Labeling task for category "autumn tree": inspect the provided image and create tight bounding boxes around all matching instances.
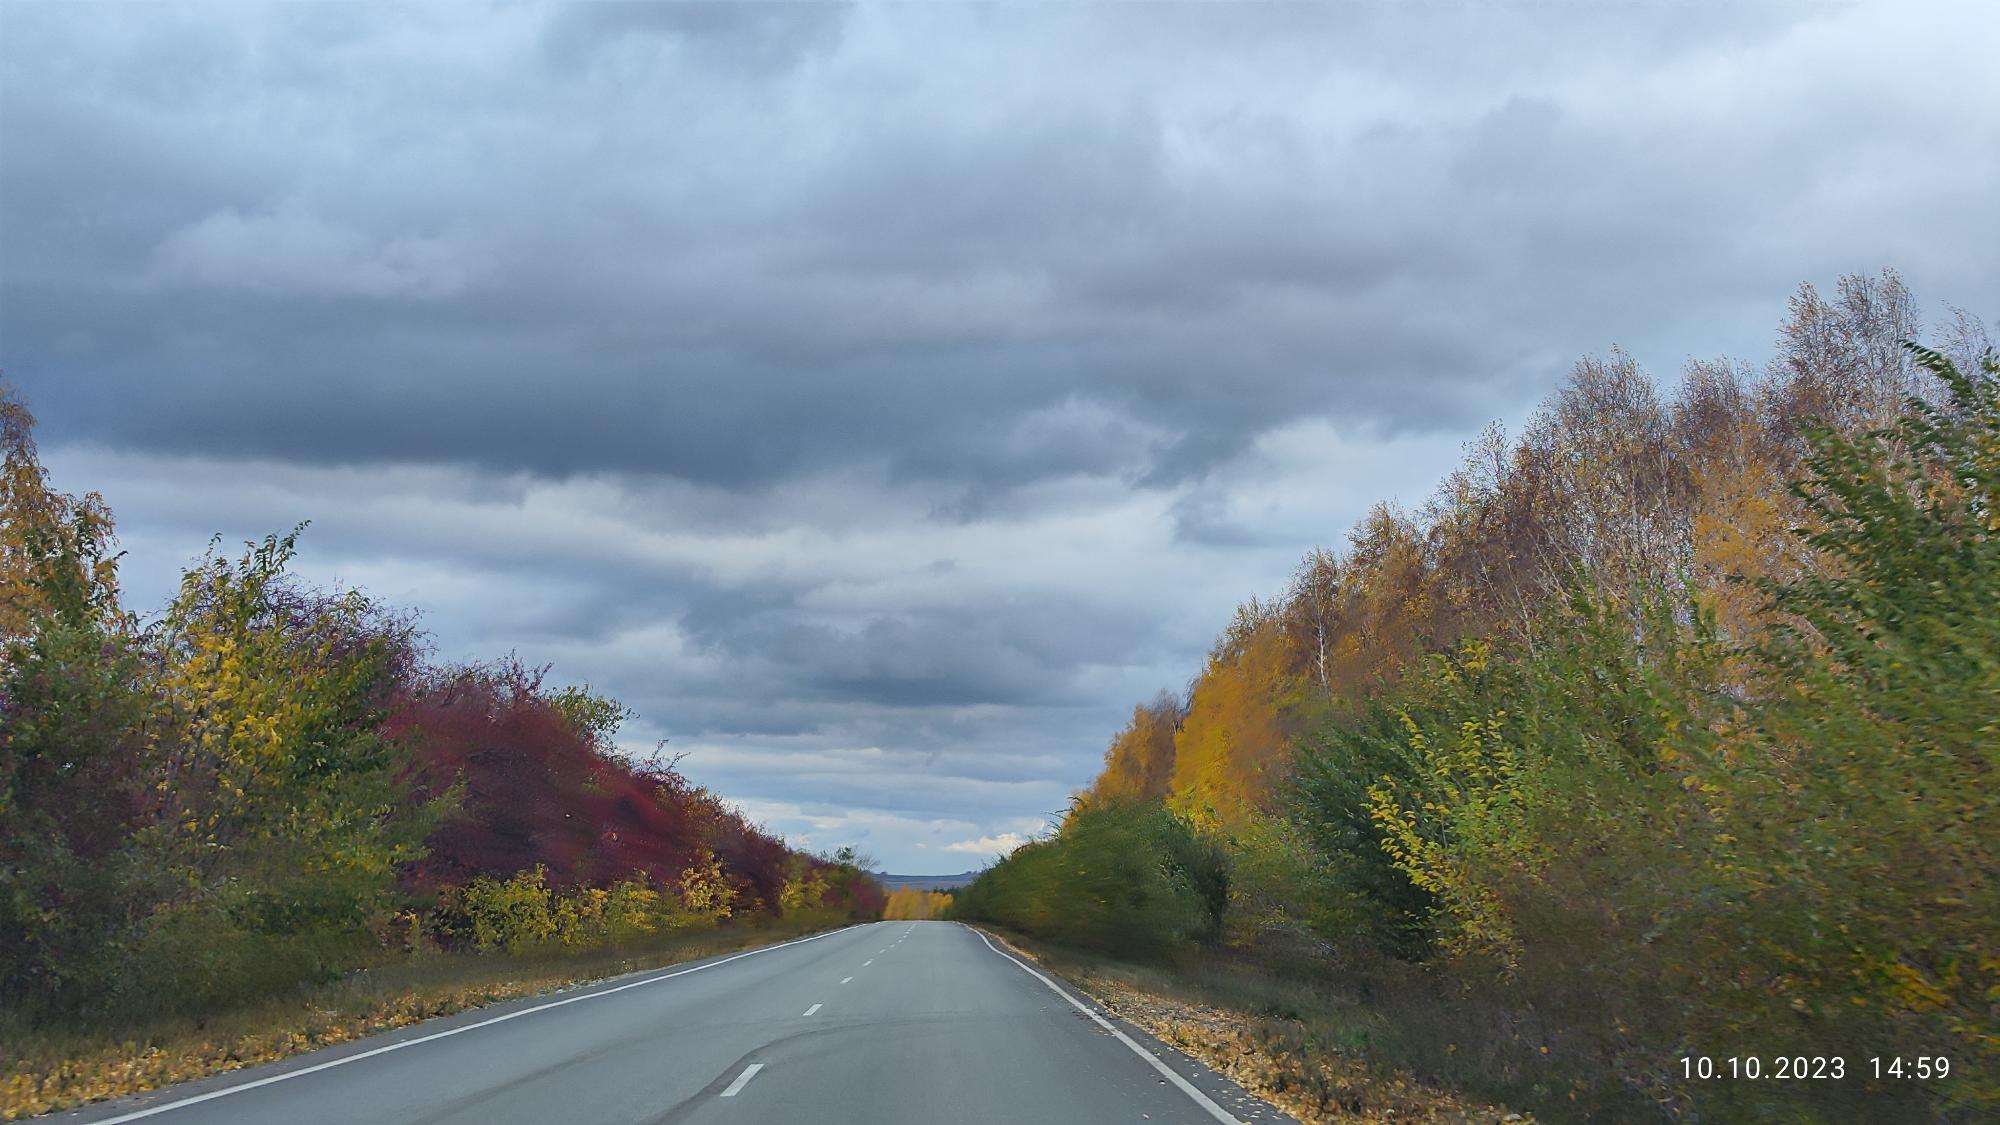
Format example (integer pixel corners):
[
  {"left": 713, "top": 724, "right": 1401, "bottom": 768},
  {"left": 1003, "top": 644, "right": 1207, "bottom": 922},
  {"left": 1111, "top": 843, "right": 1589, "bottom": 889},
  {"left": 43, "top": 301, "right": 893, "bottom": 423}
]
[
  {"left": 882, "top": 887, "right": 953, "bottom": 920},
  {"left": 1167, "top": 600, "right": 1298, "bottom": 826},
  {"left": 0, "top": 385, "right": 121, "bottom": 641},
  {"left": 1081, "top": 691, "right": 1182, "bottom": 807},
  {"left": 0, "top": 387, "right": 150, "bottom": 1015},
  {"left": 1052, "top": 272, "right": 1991, "bottom": 1118}
]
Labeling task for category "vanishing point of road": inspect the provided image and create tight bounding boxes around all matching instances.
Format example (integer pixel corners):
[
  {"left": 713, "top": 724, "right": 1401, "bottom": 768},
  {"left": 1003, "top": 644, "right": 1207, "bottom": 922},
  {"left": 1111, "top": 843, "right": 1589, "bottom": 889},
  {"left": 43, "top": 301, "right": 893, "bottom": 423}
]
[{"left": 49, "top": 921, "right": 1298, "bottom": 1125}]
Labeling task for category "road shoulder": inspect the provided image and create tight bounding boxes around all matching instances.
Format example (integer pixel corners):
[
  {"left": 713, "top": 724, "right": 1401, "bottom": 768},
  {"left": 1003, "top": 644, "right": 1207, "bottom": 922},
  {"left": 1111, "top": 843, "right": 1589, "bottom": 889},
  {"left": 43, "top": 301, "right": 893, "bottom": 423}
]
[
  {"left": 968, "top": 928, "right": 1529, "bottom": 1125},
  {"left": 963, "top": 925, "right": 1303, "bottom": 1125}
]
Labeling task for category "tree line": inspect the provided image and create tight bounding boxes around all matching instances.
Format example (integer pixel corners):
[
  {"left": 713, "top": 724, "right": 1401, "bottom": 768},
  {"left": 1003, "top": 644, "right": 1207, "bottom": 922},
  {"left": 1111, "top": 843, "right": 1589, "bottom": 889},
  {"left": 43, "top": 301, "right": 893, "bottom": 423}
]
[
  {"left": 950, "top": 272, "right": 1997, "bottom": 1121},
  {"left": 0, "top": 399, "right": 883, "bottom": 1028},
  {"left": 880, "top": 887, "right": 954, "bottom": 920}
]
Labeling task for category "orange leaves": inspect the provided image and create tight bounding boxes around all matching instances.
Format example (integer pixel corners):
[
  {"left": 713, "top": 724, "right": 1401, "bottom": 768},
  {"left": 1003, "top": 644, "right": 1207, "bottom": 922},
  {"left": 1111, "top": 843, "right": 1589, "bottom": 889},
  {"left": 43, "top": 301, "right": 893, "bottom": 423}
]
[
  {"left": 0, "top": 385, "right": 124, "bottom": 640},
  {"left": 1080, "top": 693, "right": 1182, "bottom": 810},
  {"left": 1168, "top": 608, "right": 1297, "bottom": 827}
]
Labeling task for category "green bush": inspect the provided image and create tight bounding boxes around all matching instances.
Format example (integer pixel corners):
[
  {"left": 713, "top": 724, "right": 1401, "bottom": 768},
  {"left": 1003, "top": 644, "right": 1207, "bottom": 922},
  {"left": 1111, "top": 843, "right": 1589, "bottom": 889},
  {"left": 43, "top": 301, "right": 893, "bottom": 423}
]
[
  {"left": 114, "top": 905, "right": 365, "bottom": 1021},
  {"left": 950, "top": 801, "right": 1227, "bottom": 958},
  {"left": 1285, "top": 701, "right": 1444, "bottom": 959},
  {"left": 444, "top": 868, "right": 558, "bottom": 954}
]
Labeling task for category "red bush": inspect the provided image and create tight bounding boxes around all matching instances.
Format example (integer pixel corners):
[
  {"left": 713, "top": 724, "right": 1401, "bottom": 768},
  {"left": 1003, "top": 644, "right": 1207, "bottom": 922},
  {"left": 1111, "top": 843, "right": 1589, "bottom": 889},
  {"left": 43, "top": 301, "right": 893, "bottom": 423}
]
[{"left": 386, "top": 660, "right": 814, "bottom": 916}]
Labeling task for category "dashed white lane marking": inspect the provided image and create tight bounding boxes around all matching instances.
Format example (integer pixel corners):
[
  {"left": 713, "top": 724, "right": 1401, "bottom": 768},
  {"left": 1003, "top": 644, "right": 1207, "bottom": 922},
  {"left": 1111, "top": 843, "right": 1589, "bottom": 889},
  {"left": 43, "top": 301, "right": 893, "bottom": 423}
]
[
  {"left": 801, "top": 1003, "right": 822, "bottom": 1017},
  {"left": 719, "top": 1063, "right": 765, "bottom": 1098},
  {"left": 966, "top": 926, "right": 1241, "bottom": 1125},
  {"left": 863, "top": 959, "right": 873, "bottom": 966},
  {"left": 79, "top": 926, "right": 859, "bottom": 1124},
  {"left": 840, "top": 975, "right": 854, "bottom": 984}
]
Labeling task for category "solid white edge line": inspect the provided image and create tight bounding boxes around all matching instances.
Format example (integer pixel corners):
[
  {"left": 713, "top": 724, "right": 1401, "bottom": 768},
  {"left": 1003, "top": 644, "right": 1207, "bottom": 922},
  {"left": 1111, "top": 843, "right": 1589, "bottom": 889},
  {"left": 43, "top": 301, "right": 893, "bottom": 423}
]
[
  {"left": 802, "top": 1003, "right": 822, "bottom": 1016},
  {"left": 965, "top": 925, "right": 1242, "bottom": 1125},
  {"left": 718, "top": 1062, "right": 765, "bottom": 1097},
  {"left": 82, "top": 926, "right": 858, "bottom": 1124}
]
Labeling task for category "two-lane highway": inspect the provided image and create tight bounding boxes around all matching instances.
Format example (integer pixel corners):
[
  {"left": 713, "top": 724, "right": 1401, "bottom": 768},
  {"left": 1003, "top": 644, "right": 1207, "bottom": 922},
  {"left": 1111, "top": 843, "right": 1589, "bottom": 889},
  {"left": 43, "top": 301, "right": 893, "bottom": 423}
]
[{"left": 51, "top": 921, "right": 1296, "bottom": 1125}]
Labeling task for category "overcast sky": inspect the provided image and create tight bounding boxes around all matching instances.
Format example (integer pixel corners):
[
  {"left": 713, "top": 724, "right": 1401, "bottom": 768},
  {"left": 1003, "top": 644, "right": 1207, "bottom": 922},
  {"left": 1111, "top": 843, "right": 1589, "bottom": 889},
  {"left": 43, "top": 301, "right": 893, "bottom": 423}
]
[{"left": 3, "top": 1, "right": 1995, "bottom": 871}]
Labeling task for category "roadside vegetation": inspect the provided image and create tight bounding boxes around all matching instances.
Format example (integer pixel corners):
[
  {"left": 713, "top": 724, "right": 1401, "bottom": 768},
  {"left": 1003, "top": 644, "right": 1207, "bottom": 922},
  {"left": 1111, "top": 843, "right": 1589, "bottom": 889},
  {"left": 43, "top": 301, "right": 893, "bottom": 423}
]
[
  {"left": 989, "top": 928, "right": 1524, "bottom": 1124},
  {"left": 0, "top": 394, "right": 882, "bottom": 1117},
  {"left": 881, "top": 887, "right": 954, "bottom": 920},
  {"left": 951, "top": 272, "right": 1998, "bottom": 1122}
]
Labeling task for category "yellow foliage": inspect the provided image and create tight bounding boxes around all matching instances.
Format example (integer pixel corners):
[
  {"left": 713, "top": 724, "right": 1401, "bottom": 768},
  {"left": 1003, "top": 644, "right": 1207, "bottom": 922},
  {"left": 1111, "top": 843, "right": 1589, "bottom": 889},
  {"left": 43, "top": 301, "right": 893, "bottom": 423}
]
[
  {"left": 777, "top": 859, "right": 828, "bottom": 916},
  {"left": 460, "top": 868, "right": 558, "bottom": 953},
  {"left": 673, "top": 850, "right": 736, "bottom": 926},
  {"left": 150, "top": 534, "right": 429, "bottom": 891},
  {"left": 1167, "top": 606, "right": 1297, "bottom": 827},
  {"left": 1364, "top": 683, "right": 1541, "bottom": 968},
  {"left": 0, "top": 385, "right": 122, "bottom": 640},
  {"left": 1686, "top": 414, "right": 1813, "bottom": 644},
  {"left": 451, "top": 864, "right": 745, "bottom": 953},
  {"left": 881, "top": 888, "right": 953, "bottom": 920},
  {"left": 1079, "top": 694, "right": 1180, "bottom": 810}
]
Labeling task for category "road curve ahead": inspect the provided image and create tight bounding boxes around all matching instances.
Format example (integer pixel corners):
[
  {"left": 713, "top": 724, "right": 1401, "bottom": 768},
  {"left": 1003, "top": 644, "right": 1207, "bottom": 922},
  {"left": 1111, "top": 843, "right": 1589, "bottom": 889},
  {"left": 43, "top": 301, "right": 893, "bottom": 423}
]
[{"left": 51, "top": 921, "right": 1297, "bottom": 1125}]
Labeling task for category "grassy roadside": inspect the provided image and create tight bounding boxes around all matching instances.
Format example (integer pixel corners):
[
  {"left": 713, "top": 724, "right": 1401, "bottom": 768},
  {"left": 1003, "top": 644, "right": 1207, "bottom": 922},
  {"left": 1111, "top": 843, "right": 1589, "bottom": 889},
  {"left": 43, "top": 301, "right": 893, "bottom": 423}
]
[
  {"left": 976, "top": 928, "right": 1532, "bottom": 1125},
  {"left": 1, "top": 917, "right": 847, "bottom": 1121}
]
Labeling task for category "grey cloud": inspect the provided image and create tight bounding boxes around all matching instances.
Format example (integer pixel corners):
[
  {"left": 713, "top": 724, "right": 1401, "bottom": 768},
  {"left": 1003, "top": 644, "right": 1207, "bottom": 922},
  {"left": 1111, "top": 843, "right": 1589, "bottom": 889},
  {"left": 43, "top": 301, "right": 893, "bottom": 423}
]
[
  {"left": 542, "top": 1, "right": 851, "bottom": 74},
  {"left": 5, "top": 3, "right": 1866, "bottom": 490},
  {"left": 10, "top": 0, "right": 1999, "bottom": 868},
  {"left": 693, "top": 603, "right": 1147, "bottom": 710}
]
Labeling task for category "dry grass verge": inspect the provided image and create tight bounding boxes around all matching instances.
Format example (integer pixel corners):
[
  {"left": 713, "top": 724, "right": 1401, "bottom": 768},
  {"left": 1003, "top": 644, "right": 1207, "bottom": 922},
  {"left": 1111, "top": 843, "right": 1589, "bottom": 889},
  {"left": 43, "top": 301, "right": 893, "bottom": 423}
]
[
  {"left": 2, "top": 919, "right": 840, "bottom": 1121},
  {"left": 982, "top": 930, "right": 1532, "bottom": 1125}
]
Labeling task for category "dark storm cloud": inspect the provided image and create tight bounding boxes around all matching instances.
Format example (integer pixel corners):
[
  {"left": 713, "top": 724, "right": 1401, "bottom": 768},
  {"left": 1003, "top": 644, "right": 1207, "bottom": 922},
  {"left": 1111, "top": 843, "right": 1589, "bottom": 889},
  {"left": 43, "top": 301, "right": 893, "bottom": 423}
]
[
  {"left": 7, "top": 1, "right": 1997, "bottom": 868},
  {"left": 2, "top": 3, "right": 1886, "bottom": 489}
]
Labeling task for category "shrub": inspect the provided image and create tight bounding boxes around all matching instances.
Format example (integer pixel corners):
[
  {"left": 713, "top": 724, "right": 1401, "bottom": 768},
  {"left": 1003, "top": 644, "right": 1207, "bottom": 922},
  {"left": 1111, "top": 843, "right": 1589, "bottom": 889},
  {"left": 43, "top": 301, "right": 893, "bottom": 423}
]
[
  {"left": 951, "top": 801, "right": 1227, "bottom": 958},
  {"left": 457, "top": 868, "right": 558, "bottom": 954}
]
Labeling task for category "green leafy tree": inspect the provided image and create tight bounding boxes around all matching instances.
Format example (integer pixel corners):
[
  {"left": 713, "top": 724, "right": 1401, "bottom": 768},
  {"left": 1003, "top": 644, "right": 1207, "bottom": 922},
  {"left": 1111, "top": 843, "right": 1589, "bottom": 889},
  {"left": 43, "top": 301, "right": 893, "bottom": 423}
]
[
  {"left": 1728, "top": 344, "right": 1999, "bottom": 1088},
  {"left": 127, "top": 531, "right": 446, "bottom": 1014},
  {"left": 0, "top": 387, "right": 155, "bottom": 1016}
]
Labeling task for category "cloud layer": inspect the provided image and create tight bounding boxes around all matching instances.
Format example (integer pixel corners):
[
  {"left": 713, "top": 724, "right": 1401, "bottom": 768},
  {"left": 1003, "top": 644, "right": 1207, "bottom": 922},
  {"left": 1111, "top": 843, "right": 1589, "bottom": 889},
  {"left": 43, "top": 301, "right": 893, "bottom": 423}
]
[{"left": 5, "top": 1, "right": 1996, "bottom": 869}]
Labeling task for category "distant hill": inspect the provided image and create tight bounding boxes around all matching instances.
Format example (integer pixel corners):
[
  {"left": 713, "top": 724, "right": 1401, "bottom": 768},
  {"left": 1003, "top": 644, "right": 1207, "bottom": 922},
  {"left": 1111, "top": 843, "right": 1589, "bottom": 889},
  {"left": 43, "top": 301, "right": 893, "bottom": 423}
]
[{"left": 873, "top": 871, "right": 978, "bottom": 892}]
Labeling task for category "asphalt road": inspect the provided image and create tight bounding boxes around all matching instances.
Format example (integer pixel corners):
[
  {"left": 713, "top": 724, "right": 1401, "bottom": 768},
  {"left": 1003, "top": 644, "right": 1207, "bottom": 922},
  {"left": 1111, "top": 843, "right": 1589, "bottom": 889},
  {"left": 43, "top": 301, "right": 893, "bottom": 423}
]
[{"left": 52, "top": 921, "right": 1297, "bottom": 1125}]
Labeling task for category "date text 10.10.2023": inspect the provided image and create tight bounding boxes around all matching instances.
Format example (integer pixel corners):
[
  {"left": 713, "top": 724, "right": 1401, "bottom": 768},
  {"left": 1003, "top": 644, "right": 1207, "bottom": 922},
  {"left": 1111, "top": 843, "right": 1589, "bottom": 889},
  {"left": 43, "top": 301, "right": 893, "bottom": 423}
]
[{"left": 1678, "top": 1057, "right": 1950, "bottom": 1080}]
